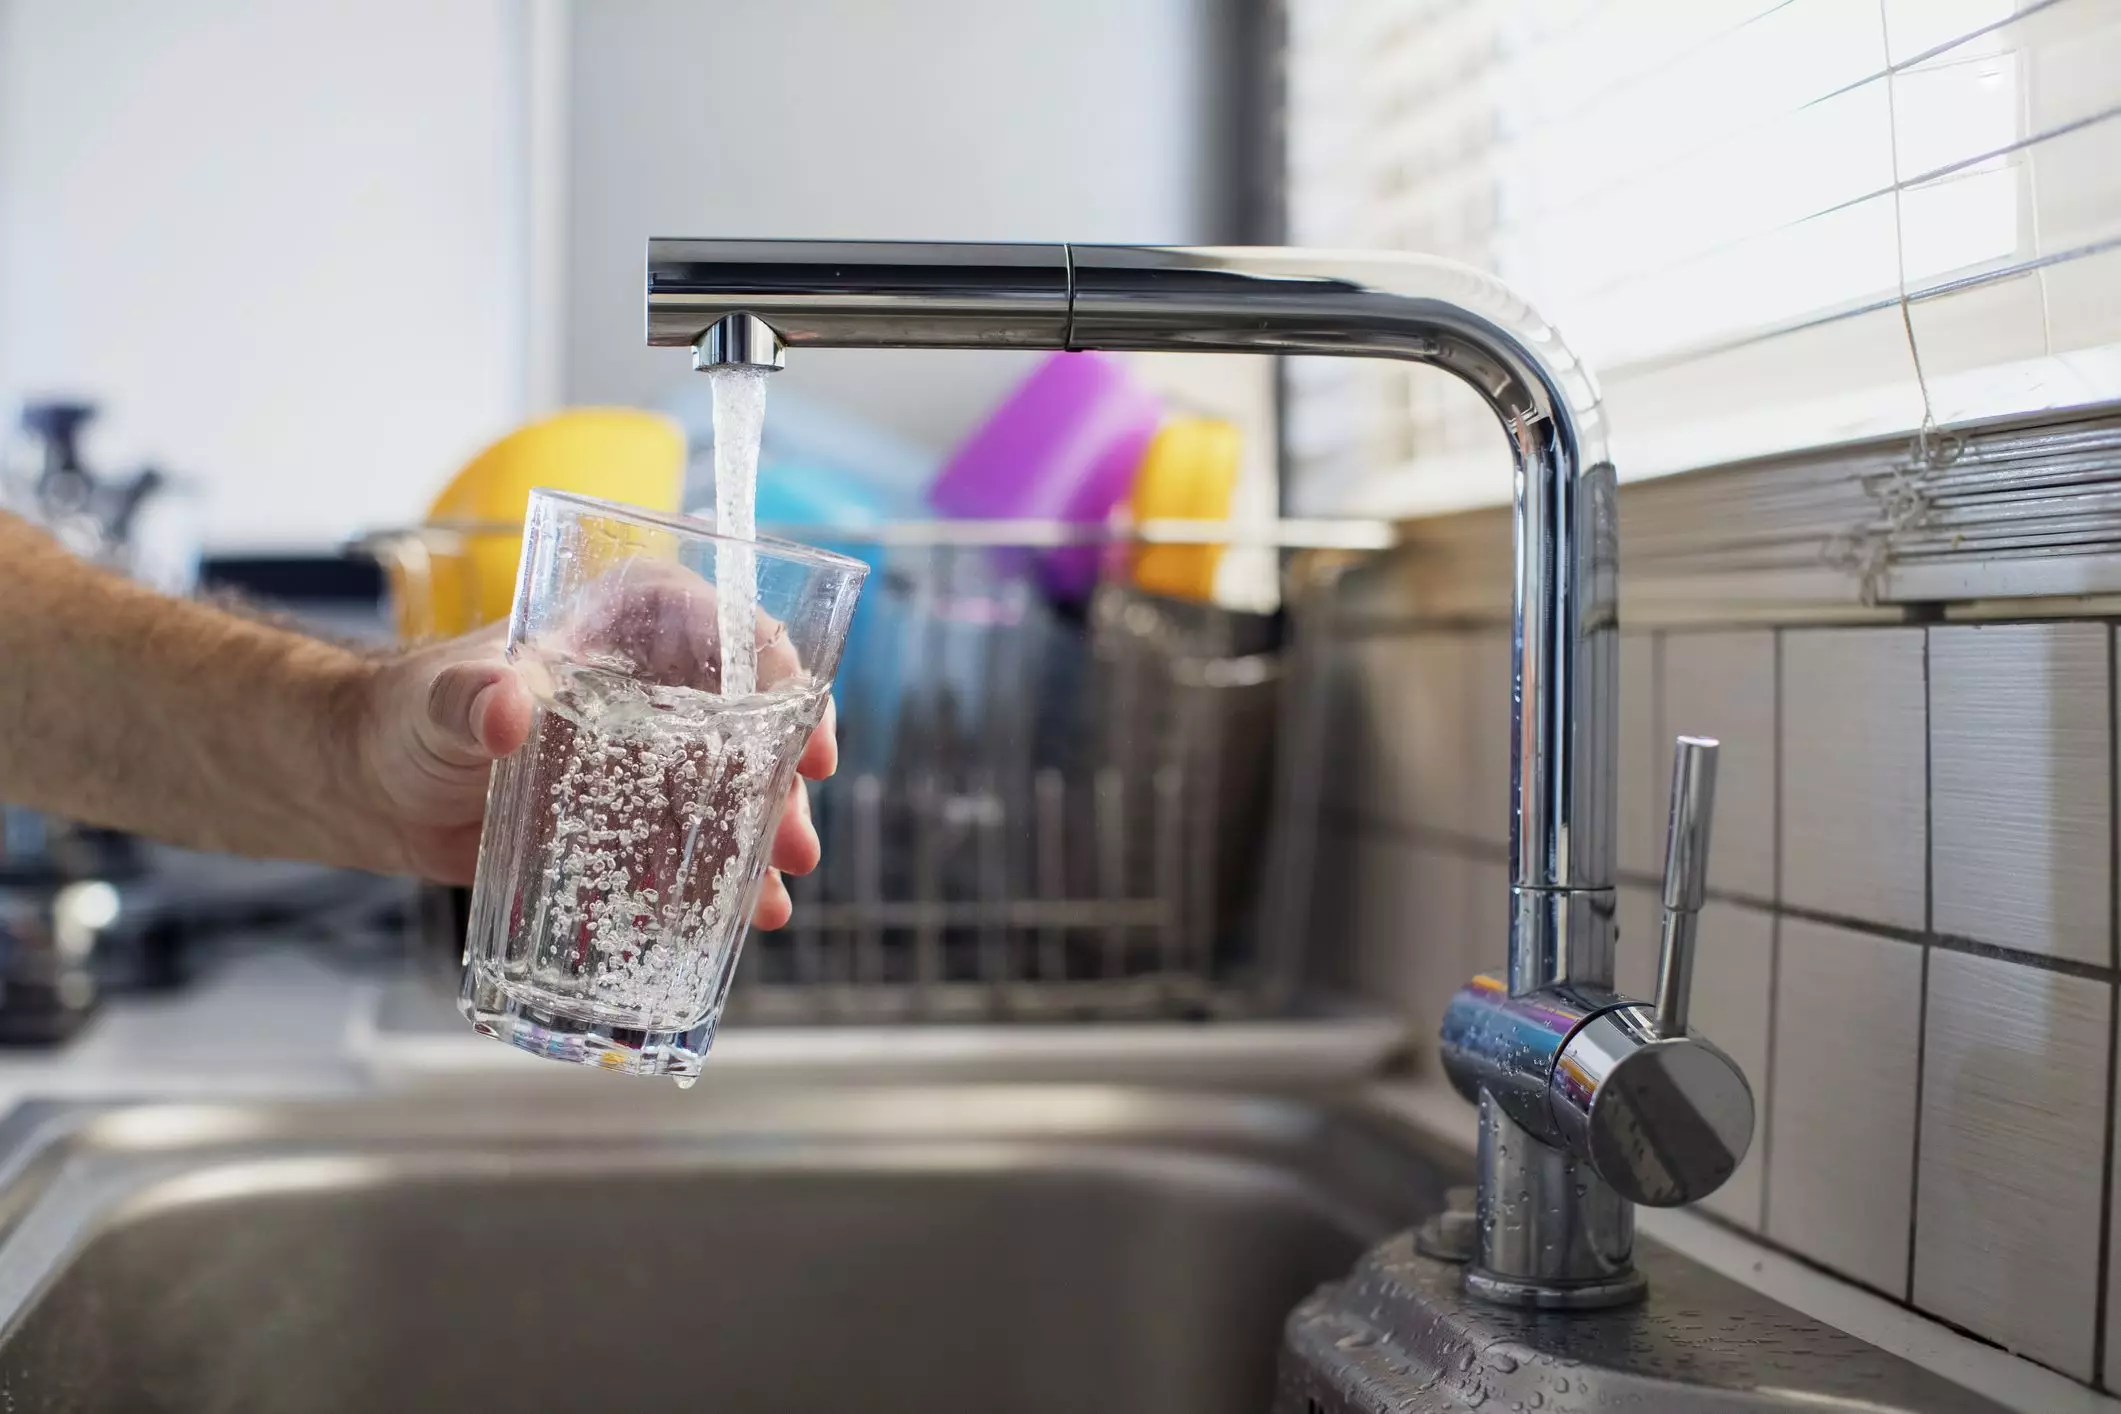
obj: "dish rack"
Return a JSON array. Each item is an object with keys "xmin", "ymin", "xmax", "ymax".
[{"xmin": 726, "ymin": 519, "xmax": 1390, "ymax": 1026}]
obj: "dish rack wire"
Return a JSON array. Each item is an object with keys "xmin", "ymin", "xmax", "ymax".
[{"xmin": 728, "ymin": 518, "xmax": 1389, "ymax": 1026}]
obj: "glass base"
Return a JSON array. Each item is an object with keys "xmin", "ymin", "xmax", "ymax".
[{"xmin": 458, "ymin": 967, "xmax": 720, "ymax": 1082}]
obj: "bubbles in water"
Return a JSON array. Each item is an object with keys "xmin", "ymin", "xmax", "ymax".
[{"xmin": 476, "ymin": 657, "xmax": 823, "ymax": 1033}]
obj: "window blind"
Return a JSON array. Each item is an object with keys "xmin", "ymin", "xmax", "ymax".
[{"xmin": 1284, "ymin": 0, "xmax": 2121, "ymax": 518}]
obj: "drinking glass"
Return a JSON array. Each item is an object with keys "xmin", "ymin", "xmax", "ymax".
[{"xmin": 459, "ymin": 489, "xmax": 866, "ymax": 1080}]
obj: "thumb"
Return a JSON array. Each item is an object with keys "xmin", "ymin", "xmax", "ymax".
[{"xmin": 422, "ymin": 663, "xmax": 533, "ymax": 765}]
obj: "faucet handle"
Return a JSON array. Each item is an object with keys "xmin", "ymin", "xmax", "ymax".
[
  {"xmin": 1536, "ymin": 735, "xmax": 1751, "ymax": 1209},
  {"xmin": 1441, "ymin": 728, "xmax": 1754, "ymax": 1210},
  {"xmin": 1654, "ymin": 736, "xmax": 1719, "ymax": 1038}
]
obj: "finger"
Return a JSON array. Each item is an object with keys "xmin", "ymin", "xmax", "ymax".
[
  {"xmin": 470, "ymin": 671, "xmax": 535, "ymax": 757},
  {"xmin": 798, "ymin": 695, "xmax": 838, "ymax": 779},
  {"xmin": 422, "ymin": 663, "xmax": 533, "ymax": 766},
  {"xmin": 752, "ymin": 868, "xmax": 792, "ymax": 931},
  {"xmin": 626, "ymin": 572, "xmax": 713, "ymax": 691},
  {"xmin": 755, "ymin": 609, "xmax": 801, "ymax": 689},
  {"xmin": 560, "ymin": 561, "xmax": 716, "ymax": 690},
  {"xmin": 558, "ymin": 561, "xmax": 816, "ymax": 699},
  {"xmin": 770, "ymin": 778, "xmax": 820, "ymax": 876}
]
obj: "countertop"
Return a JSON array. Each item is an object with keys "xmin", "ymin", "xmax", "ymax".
[{"xmin": 8, "ymin": 940, "xmax": 1415, "ymax": 1102}]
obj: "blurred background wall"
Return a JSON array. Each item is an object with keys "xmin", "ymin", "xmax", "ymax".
[{"xmin": 0, "ymin": 0, "xmax": 1249, "ymax": 553}]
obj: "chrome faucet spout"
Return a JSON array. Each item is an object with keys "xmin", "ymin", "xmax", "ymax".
[
  {"xmin": 692, "ymin": 312, "xmax": 787, "ymax": 372},
  {"xmin": 644, "ymin": 238, "xmax": 1751, "ymax": 1308},
  {"xmin": 649, "ymin": 239, "xmax": 1613, "ymax": 921}
]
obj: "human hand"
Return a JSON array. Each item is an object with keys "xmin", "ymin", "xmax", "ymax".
[{"xmin": 349, "ymin": 618, "xmax": 835, "ymax": 928}]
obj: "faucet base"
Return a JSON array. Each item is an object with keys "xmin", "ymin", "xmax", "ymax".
[
  {"xmin": 1462, "ymin": 1264, "xmax": 1647, "ymax": 1310},
  {"xmin": 1279, "ymin": 1228, "xmax": 2014, "ymax": 1412},
  {"xmin": 1467, "ymin": 1095, "xmax": 1644, "ymax": 1307}
]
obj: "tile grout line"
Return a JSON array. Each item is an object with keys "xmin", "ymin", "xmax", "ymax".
[
  {"xmin": 1905, "ymin": 942, "xmax": 1930, "ymax": 1304},
  {"xmin": 1896, "ymin": 925, "xmax": 2113, "ymax": 979},
  {"xmin": 1645, "ymin": 628, "xmax": 1665, "ymax": 1004},
  {"xmin": 1657, "ymin": 629, "xmax": 1669, "ymax": 995},
  {"xmin": 1324, "ymin": 612, "xmax": 2121, "ymax": 649},
  {"xmin": 1652, "ymin": 630, "xmax": 1665, "ymax": 857},
  {"xmin": 1904, "ymin": 625, "xmax": 1933, "ymax": 1303},
  {"xmin": 1333, "ymin": 798, "xmax": 2121, "ymax": 981},
  {"xmin": 1334, "ymin": 800, "xmax": 2121, "ymax": 978},
  {"xmin": 2099, "ymin": 974, "xmax": 2119, "ymax": 1391},
  {"xmin": 2097, "ymin": 624, "xmax": 2119, "ymax": 1389},
  {"xmin": 1761, "ymin": 626, "xmax": 1784, "ymax": 1235}
]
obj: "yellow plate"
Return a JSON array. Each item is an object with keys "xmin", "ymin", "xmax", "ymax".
[
  {"xmin": 427, "ymin": 407, "xmax": 685, "ymax": 524},
  {"xmin": 405, "ymin": 408, "xmax": 687, "ymax": 637},
  {"xmin": 1127, "ymin": 417, "xmax": 1240, "ymax": 602}
]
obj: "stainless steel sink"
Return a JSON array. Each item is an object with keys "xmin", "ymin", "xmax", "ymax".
[
  {"xmin": 0, "ymin": 1083, "xmax": 2018, "ymax": 1414},
  {"xmin": 0, "ymin": 1086, "xmax": 1450, "ymax": 1414}
]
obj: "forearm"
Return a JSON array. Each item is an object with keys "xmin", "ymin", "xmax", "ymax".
[{"xmin": 0, "ymin": 511, "xmax": 382, "ymax": 865}]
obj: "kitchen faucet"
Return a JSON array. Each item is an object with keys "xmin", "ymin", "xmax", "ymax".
[{"xmin": 643, "ymin": 239, "xmax": 1754, "ymax": 1309}]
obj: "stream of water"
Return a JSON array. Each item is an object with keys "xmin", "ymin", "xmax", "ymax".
[{"xmin": 707, "ymin": 365, "xmax": 770, "ymax": 697}]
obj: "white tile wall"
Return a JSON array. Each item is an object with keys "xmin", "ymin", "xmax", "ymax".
[
  {"xmin": 1619, "ymin": 632, "xmax": 1662, "ymax": 878},
  {"xmin": 1423, "ymin": 848, "xmax": 1489, "ymax": 1040},
  {"xmin": 1342, "ymin": 834, "xmax": 1418, "ymax": 1021},
  {"xmin": 1692, "ymin": 901, "xmax": 1775, "ymax": 1231},
  {"xmin": 1930, "ymin": 624, "xmax": 2110, "ymax": 966},
  {"xmin": 1343, "ymin": 835, "xmax": 1484, "ymax": 1064},
  {"xmin": 1914, "ymin": 950, "xmax": 2110, "ymax": 1382},
  {"xmin": 1781, "ymin": 629, "xmax": 1928, "ymax": 930},
  {"xmin": 1344, "ymin": 636, "xmax": 1425, "ymax": 827},
  {"xmin": 1348, "ymin": 634, "xmax": 1488, "ymax": 837},
  {"xmin": 2107, "ymin": 1037, "xmax": 2121, "ymax": 1395},
  {"xmin": 1615, "ymin": 884, "xmax": 1663, "ymax": 1002},
  {"xmin": 1767, "ymin": 918, "xmax": 1925, "ymax": 1296},
  {"xmin": 1466, "ymin": 857, "xmax": 1512, "ymax": 983},
  {"xmin": 1305, "ymin": 818, "xmax": 1361, "ymax": 989},
  {"xmin": 1325, "ymin": 610, "xmax": 2121, "ymax": 1393},
  {"xmin": 1317, "ymin": 634, "xmax": 1378, "ymax": 819},
  {"xmin": 1661, "ymin": 631, "xmax": 1778, "ymax": 903},
  {"xmin": 1465, "ymin": 630, "xmax": 1514, "ymax": 849}
]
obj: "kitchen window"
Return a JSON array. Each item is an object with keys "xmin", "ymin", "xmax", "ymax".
[{"xmin": 1285, "ymin": 0, "xmax": 2121, "ymax": 517}]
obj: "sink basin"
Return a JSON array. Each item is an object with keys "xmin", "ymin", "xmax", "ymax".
[
  {"xmin": 0, "ymin": 1082, "xmax": 2019, "ymax": 1414},
  {"xmin": 0, "ymin": 1086, "xmax": 1450, "ymax": 1414}
]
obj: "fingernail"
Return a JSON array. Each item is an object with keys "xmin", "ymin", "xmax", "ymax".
[{"xmin": 466, "ymin": 680, "xmax": 504, "ymax": 751}]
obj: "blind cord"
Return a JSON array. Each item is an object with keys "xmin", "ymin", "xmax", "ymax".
[{"xmin": 1834, "ymin": 0, "xmax": 1946, "ymax": 604}]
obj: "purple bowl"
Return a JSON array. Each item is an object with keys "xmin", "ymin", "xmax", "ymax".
[{"xmin": 928, "ymin": 351, "xmax": 1160, "ymax": 601}]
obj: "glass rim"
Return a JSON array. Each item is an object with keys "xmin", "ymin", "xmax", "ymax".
[{"xmin": 528, "ymin": 488, "xmax": 871, "ymax": 577}]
